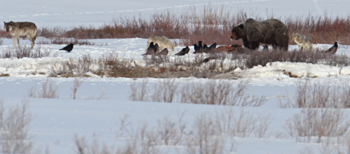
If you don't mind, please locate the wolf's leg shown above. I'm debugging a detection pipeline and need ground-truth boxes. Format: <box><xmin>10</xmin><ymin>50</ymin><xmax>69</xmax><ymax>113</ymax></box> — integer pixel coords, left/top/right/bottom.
<box><xmin>12</xmin><ymin>37</ymin><xmax>16</xmax><ymax>49</ymax></box>
<box><xmin>27</xmin><ymin>35</ymin><xmax>34</xmax><ymax>49</ymax></box>
<box><xmin>16</xmin><ymin>36</ymin><xmax>21</xmax><ymax>49</ymax></box>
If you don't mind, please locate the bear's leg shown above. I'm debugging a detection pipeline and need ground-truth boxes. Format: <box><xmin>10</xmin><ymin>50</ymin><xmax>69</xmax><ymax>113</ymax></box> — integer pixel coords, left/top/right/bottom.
<box><xmin>242</xmin><ymin>38</ymin><xmax>250</xmax><ymax>49</ymax></box>
<box><xmin>249</xmin><ymin>41</ymin><xmax>260</xmax><ymax>50</ymax></box>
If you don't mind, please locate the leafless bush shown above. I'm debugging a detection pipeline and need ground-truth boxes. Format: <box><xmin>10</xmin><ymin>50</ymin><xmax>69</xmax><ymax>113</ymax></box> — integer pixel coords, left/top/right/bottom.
<box><xmin>0</xmin><ymin>99</ymin><xmax>33</xmax><ymax>154</ymax></box>
<box><xmin>150</xmin><ymin>79</ymin><xmax>179</xmax><ymax>103</ymax></box>
<box><xmin>278</xmin><ymin>79</ymin><xmax>350</xmax><ymax>108</ymax></box>
<box><xmin>37</xmin><ymin>7</ymin><xmax>350</xmax><ymax>45</ymax></box>
<box><xmin>76</xmin><ymin>108</ymin><xmax>277</xmax><ymax>154</ymax></box>
<box><xmin>0</xmin><ymin>46</ymin><xmax>51</xmax><ymax>59</ymax></box>
<box><xmin>51</xmin><ymin>55</ymin><xmax>93</xmax><ymax>76</ymax></box>
<box><xmin>51</xmin><ymin>37</ymin><xmax>94</xmax><ymax>46</ymax></box>
<box><xmin>74</xmin><ymin>134</ymin><xmax>115</xmax><ymax>154</ymax></box>
<box><xmin>156</xmin><ymin>113</ymin><xmax>187</xmax><ymax>146</ymax></box>
<box><xmin>214</xmin><ymin>108</ymin><xmax>272</xmax><ymax>138</ymax></box>
<box><xmin>284</xmin><ymin>108</ymin><xmax>350</xmax><ymax>143</ymax></box>
<box><xmin>37</xmin><ymin>27</ymin><xmax>67</xmax><ymax>38</ymax></box>
<box><xmin>180</xmin><ymin>79</ymin><xmax>266</xmax><ymax>106</ymax></box>
<box><xmin>29</xmin><ymin>78</ymin><xmax>59</xmax><ymax>98</ymax></box>
<box><xmin>129</xmin><ymin>79</ymin><xmax>149</xmax><ymax>101</ymax></box>
<box><xmin>71</xmin><ymin>78</ymin><xmax>84</xmax><ymax>99</ymax></box>
<box><xmin>186</xmin><ymin>113</ymin><xmax>228</xmax><ymax>154</ymax></box>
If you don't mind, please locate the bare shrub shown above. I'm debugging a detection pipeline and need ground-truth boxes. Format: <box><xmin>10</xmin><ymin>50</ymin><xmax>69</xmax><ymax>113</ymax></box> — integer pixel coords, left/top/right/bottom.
<box><xmin>278</xmin><ymin>79</ymin><xmax>350</xmax><ymax>108</ymax></box>
<box><xmin>286</xmin><ymin>13</ymin><xmax>350</xmax><ymax>44</ymax></box>
<box><xmin>150</xmin><ymin>79</ymin><xmax>179</xmax><ymax>103</ymax></box>
<box><xmin>37</xmin><ymin>27</ymin><xmax>67</xmax><ymax>38</ymax></box>
<box><xmin>51</xmin><ymin>37</ymin><xmax>94</xmax><ymax>46</ymax></box>
<box><xmin>0</xmin><ymin>46</ymin><xmax>51</xmax><ymax>59</ymax></box>
<box><xmin>51</xmin><ymin>55</ymin><xmax>93</xmax><ymax>76</ymax></box>
<box><xmin>74</xmin><ymin>134</ymin><xmax>115</xmax><ymax>154</ymax></box>
<box><xmin>38</xmin><ymin>6</ymin><xmax>350</xmax><ymax>45</ymax></box>
<box><xmin>77</xmin><ymin>109</ymin><xmax>274</xmax><ymax>154</ymax></box>
<box><xmin>186</xmin><ymin>113</ymin><xmax>228</xmax><ymax>154</ymax></box>
<box><xmin>285</xmin><ymin>108</ymin><xmax>350</xmax><ymax>143</ymax></box>
<box><xmin>0</xmin><ymin>99</ymin><xmax>33</xmax><ymax>154</ymax></box>
<box><xmin>214</xmin><ymin>108</ymin><xmax>272</xmax><ymax>138</ymax></box>
<box><xmin>156</xmin><ymin>112</ymin><xmax>187</xmax><ymax>146</ymax></box>
<box><xmin>129</xmin><ymin>79</ymin><xmax>149</xmax><ymax>101</ymax></box>
<box><xmin>29</xmin><ymin>78</ymin><xmax>59</xmax><ymax>98</ymax></box>
<box><xmin>71</xmin><ymin>78</ymin><xmax>84</xmax><ymax>99</ymax></box>
<box><xmin>180</xmin><ymin>79</ymin><xmax>266</xmax><ymax>106</ymax></box>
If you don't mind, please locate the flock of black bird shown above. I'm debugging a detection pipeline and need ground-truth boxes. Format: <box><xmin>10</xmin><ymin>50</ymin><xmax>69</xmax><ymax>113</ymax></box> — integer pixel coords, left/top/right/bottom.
<box><xmin>59</xmin><ymin>41</ymin><xmax>338</xmax><ymax>56</ymax></box>
<box><xmin>143</xmin><ymin>41</ymin><xmax>338</xmax><ymax>56</ymax></box>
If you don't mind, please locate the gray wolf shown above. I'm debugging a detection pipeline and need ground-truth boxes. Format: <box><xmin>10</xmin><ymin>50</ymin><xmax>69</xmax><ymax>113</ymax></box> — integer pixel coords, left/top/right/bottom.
<box><xmin>231</xmin><ymin>18</ymin><xmax>289</xmax><ymax>50</ymax></box>
<box><xmin>292</xmin><ymin>33</ymin><xmax>313</xmax><ymax>50</ymax></box>
<box><xmin>147</xmin><ymin>36</ymin><xmax>174</xmax><ymax>51</ymax></box>
<box><xmin>325</xmin><ymin>42</ymin><xmax>338</xmax><ymax>54</ymax></box>
<box><xmin>60</xmin><ymin>44</ymin><xmax>74</xmax><ymax>52</ymax></box>
<box><xmin>4</xmin><ymin>21</ymin><xmax>37</xmax><ymax>49</ymax></box>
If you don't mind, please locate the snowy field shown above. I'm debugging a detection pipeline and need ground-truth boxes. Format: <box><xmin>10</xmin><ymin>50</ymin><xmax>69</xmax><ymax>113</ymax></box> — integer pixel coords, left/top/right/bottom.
<box><xmin>1</xmin><ymin>0</ymin><xmax>350</xmax><ymax>154</ymax></box>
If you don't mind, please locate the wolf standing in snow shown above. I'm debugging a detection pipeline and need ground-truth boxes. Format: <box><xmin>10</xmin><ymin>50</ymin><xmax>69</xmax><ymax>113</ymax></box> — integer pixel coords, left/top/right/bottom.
<box><xmin>292</xmin><ymin>33</ymin><xmax>313</xmax><ymax>51</ymax></box>
<box><xmin>4</xmin><ymin>21</ymin><xmax>37</xmax><ymax>49</ymax></box>
<box><xmin>147</xmin><ymin>36</ymin><xmax>174</xmax><ymax>51</ymax></box>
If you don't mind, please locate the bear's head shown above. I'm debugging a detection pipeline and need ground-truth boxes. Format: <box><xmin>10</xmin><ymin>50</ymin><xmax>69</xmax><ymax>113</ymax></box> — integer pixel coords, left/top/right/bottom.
<box><xmin>230</xmin><ymin>24</ymin><xmax>244</xmax><ymax>40</ymax></box>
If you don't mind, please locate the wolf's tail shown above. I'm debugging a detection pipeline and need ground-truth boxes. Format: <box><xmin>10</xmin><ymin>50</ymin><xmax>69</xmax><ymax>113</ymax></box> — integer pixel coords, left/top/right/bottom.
<box><xmin>33</xmin><ymin>29</ymin><xmax>37</xmax><ymax>42</ymax></box>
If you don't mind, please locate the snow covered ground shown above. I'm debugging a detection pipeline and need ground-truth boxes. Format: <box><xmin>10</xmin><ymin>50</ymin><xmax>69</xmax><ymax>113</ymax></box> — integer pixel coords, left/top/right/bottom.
<box><xmin>1</xmin><ymin>0</ymin><xmax>350</xmax><ymax>154</ymax></box>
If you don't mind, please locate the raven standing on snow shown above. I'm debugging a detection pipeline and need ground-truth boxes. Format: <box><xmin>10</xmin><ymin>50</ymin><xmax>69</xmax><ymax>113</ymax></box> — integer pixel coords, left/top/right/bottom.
<box><xmin>60</xmin><ymin>44</ymin><xmax>74</xmax><ymax>52</ymax></box>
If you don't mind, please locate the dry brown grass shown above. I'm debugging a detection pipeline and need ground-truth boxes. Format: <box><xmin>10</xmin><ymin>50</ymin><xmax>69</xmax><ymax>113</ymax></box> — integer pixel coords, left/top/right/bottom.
<box><xmin>48</xmin><ymin>48</ymin><xmax>350</xmax><ymax>79</ymax></box>
<box><xmin>278</xmin><ymin>79</ymin><xmax>350</xmax><ymax>108</ymax></box>
<box><xmin>0</xmin><ymin>46</ymin><xmax>52</xmax><ymax>59</ymax></box>
<box><xmin>285</xmin><ymin>108</ymin><xmax>350</xmax><ymax>143</ymax></box>
<box><xmin>28</xmin><ymin>78</ymin><xmax>59</xmax><ymax>98</ymax></box>
<box><xmin>74</xmin><ymin>108</ymin><xmax>275</xmax><ymax>154</ymax></box>
<box><xmin>35</xmin><ymin>6</ymin><xmax>350</xmax><ymax>45</ymax></box>
<box><xmin>0</xmin><ymin>99</ymin><xmax>37</xmax><ymax>154</ymax></box>
<box><xmin>180</xmin><ymin>79</ymin><xmax>266</xmax><ymax>106</ymax></box>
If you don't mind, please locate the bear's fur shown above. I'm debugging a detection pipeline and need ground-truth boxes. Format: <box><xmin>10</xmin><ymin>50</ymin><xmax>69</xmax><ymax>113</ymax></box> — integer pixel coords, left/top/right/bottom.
<box><xmin>231</xmin><ymin>18</ymin><xmax>289</xmax><ymax>50</ymax></box>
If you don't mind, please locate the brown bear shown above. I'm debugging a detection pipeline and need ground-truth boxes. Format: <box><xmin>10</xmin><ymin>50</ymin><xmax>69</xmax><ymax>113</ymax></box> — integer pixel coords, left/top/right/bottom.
<box><xmin>230</xmin><ymin>18</ymin><xmax>289</xmax><ymax>51</ymax></box>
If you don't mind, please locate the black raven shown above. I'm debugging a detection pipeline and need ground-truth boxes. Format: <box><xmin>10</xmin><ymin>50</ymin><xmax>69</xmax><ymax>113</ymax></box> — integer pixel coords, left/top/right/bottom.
<box><xmin>325</xmin><ymin>42</ymin><xmax>338</xmax><ymax>54</ymax></box>
<box><xmin>60</xmin><ymin>44</ymin><xmax>74</xmax><ymax>52</ymax></box>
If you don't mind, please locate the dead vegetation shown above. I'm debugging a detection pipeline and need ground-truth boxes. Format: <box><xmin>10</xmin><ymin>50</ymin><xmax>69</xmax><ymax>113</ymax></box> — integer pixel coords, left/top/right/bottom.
<box><xmin>29</xmin><ymin>6</ymin><xmax>350</xmax><ymax>45</ymax></box>
<box><xmin>278</xmin><ymin>79</ymin><xmax>350</xmax><ymax>108</ymax></box>
<box><xmin>48</xmin><ymin>49</ymin><xmax>350</xmax><ymax>79</ymax></box>
<box><xmin>28</xmin><ymin>78</ymin><xmax>59</xmax><ymax>98</ymax></box>
<box><xmin>129</xmin><ymin>78</ymin><xmax>266</xmax><ymax>106</ymax></box>
<box><xmin>0</xmin><ymin>46</ymin><xmax>52</xmax><ymax>59</ymax></box>
<box><xmin>279</xmin><ymin>78</ymin><xmax>350</xmax><ymax>146</ymax></box>
<box><xmin>37</xmin><ymin>37</ymin><xmax>94</xmax><ymax>46</ymax></box>
<box><xmin>74</xmin><ymin>108</ymin><xmax>273</xmax><ymax>154</ymax></box>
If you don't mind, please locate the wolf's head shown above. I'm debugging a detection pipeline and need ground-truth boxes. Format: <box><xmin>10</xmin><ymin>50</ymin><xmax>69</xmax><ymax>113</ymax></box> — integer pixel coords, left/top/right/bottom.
<box><xmin>292</xmin><ymin>33</ymin><xmax>300</xmax><ymax>40</ymax></box>
<box><xmin>3</xmin><ymin>21</ymin><xmax>15</xmax><ymax>32</ymax></box>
